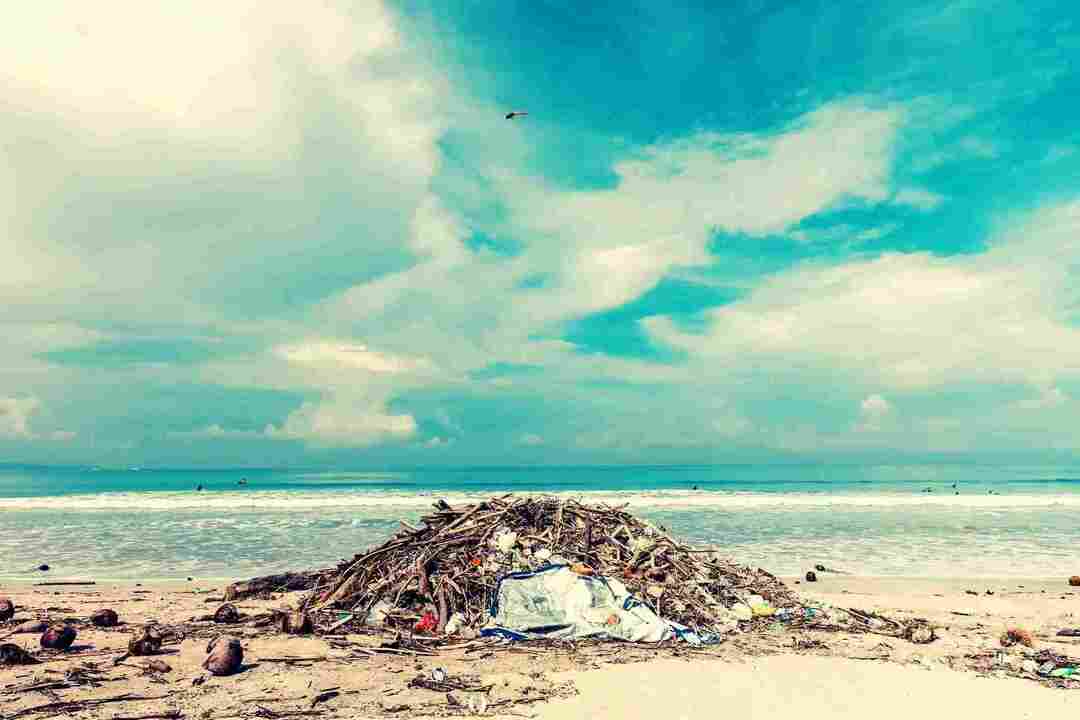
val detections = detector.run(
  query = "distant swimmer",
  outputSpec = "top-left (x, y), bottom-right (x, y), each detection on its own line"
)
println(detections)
top-left (692, 485), bottom-right (699, 491)
top-left (196, 484), bottom-right (204, 492)
top-left (505, 110), bottom-right (529, 120)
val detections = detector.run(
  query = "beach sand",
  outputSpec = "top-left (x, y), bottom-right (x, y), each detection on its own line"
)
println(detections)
top-left (1, 576), bottom-right (1077, 718)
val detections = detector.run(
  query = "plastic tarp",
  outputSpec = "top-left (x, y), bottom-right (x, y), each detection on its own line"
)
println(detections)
top-left (481, 565), bottom-right (720, 645)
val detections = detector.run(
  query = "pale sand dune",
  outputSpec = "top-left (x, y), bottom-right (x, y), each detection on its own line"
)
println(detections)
top-left (536, 655), bottom-right (1073, 720)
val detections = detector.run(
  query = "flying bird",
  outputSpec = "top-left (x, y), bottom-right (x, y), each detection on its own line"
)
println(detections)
top-left (505, 111), bottom-right (529, 120)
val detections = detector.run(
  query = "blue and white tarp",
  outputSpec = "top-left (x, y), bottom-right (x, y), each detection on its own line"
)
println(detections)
top-left (481, 565), bottom-right (720, 645)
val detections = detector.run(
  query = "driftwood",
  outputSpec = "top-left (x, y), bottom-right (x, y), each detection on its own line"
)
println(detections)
top-left (306, 495), bottom-right (799, 636)
top-left (224, 571), bottom-right (332, 601)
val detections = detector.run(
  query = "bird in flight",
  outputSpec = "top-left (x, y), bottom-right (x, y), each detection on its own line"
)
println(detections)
top-left (505, 111), bottom-right (529, 120)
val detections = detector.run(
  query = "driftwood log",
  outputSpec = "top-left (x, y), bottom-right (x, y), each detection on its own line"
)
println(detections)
top-left (224, 570), bottom-right (332, 601)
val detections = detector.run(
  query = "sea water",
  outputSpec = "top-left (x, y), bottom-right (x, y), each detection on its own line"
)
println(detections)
top-left (1, 464), bottom-right (1078, 581)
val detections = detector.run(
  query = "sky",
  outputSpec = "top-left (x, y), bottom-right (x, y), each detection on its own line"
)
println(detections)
top-left (3, 0), bottom-right (1080, 467)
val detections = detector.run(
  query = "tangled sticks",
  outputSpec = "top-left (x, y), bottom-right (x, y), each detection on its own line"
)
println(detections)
top-left (308, 495), bottom-right (799, 636)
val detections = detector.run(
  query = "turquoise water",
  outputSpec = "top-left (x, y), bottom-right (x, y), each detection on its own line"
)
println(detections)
top-left (2, 464), bottom-right (1079, 581)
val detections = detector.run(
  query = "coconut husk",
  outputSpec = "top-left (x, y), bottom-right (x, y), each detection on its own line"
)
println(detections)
top-left (128, 625), bottom-right (164, 656)
top-left (90, 608), bottom-right (119, 627)
top-left (40, 624), bottom-right (76, 650)
top-left (0, 598), bottom-right (14, 622)
top-left (203, 635), bottom-right (243, 676)
top-left (212, 603), bottom-right (242, 624)
top-left (274, 610), bottom-right (313, 635)
top-left (0, 643), bottom-right (40, 665)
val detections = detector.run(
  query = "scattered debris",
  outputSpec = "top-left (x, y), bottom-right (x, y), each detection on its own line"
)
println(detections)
top-left (805, 571), bottom-right (818, 583)
top-left (203, 635), bottom-right (244, 675)
top-left (303, 495), bottom-right (799, 638)
top-left (91, 608), bottom-right (120, 627)
top-left (1001, 627), bottom-right (1036, 648)
top-left (224, 570), bottom-right (333, 601)
top-left (129, 626), bottom-right (164, 656)
top-left (40, 624), bottom-right (77, 650)
top-left (904, 622), bottom-right (937, 645)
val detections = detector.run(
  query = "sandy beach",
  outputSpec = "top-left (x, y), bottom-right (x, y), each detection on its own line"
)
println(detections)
top-left (2, 575), bottom-right (1077, 719)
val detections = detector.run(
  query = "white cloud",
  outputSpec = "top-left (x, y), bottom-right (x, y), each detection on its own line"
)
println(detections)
top-left (857, 394), bottom-right (892, 431)
top-left (277, 341), bottom-right (423, 375)
top-left (893, 187), bottom-right (946, 211)
top-left (0, 396), bottom-right (40, 438)
top-left (267, 400), bottom-right (417, 447)
top-left (648, 200), bottom-right (1080, 391)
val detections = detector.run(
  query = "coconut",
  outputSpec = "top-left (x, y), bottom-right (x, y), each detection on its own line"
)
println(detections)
top-left (0, 598), bottom-right (14, 621)
top-left (203, 635), bottom-right (244, 676)
top-left (1069, 576), bottom-right (1080, 587)
top-left (90, 608), bottom-right (119, 627)
top-left (274, 610), bottom-right (313, 635)
top-left (40, 624), bottom-right (77, 650)
top-left (128, 625), bottom-right (164, 656)
top-left (213, 603), bottom-right (242, 624)
top-left (11, 620), bottom-right (47, 634)
top-left (0, 643), bottom-right (40, 665)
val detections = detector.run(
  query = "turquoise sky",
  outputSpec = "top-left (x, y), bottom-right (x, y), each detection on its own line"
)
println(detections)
top-left (4, 1), bottom-right (1080, 467)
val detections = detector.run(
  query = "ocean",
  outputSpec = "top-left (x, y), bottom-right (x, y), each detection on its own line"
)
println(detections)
top-left (2, 464), bottom-right (1079, 582)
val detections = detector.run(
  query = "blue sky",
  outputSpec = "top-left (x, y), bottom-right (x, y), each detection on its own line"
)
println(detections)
top-left (3, 0), bottom-right (1080, 467)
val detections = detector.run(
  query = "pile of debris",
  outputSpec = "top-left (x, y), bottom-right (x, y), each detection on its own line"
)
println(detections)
top-left (302, 495), bottom-right (801, 641)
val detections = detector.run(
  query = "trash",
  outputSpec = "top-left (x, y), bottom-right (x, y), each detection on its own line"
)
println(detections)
top-left (415, 611), bottom-right (438, 633)
top-left (0, 643), bottom-right (40, 665)
top-left (431, 667), bottom-right (447, 683)
top-left (1038, 660), bottom-right (1056, 676)
top-left (1056, 629), bottom-right (1080, 637)
top-left (302, 495), bottom-right (798, 638)
top-left (1000, 627), bottom-right (1035, 648)
top-left (746, 595), bottom-right (776, 617)
top-left (1021, 659), bottom-right (1039, 674)
top-left (128, 625), bottom-right (164, 656)
top-left (905, 622), bottom-right (937, 645)
top-left (40, 624), bottom-right (77, 650)
top-left (213, 603), bottom-right (242, 624)
top-left (90, 608), bottom-right (119, 627)
top-left (444, 612), bottom-right (466, 635)
top-left (1050, 667), bottom-right (1078, 678)
top-left (483, 565), bottom-right (722, 644)
top-left (0, 598), bottom-right (13, 622)
top-left (805, 571), bottom-right (818, 583)
top-left (204, 635), bottom-right (244, 676)
top-left (494, 531), bottom-right (519, 553)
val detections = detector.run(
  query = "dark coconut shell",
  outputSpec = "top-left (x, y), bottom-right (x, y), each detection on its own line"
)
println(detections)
top-left (0, 598), bottom-right (13, 622)
top-left (128, 625), bottom-right (164, 656)
top-left (1069, 576), bottom-right (1080, 587)
top-left (203, 635), bottom-right (243, 676)
top-left (0, 643), bottom-right (40, 665)
top-left (40, 624), bottom-right (77, 650)
top-left (213, 603), bottom-right (241, 624)
top-left (12, 620), bottom-right (48, 634)
top-left (274, 610), bottom-right (313, 635)
top-left (90, 608), bottom-right (119, 627)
